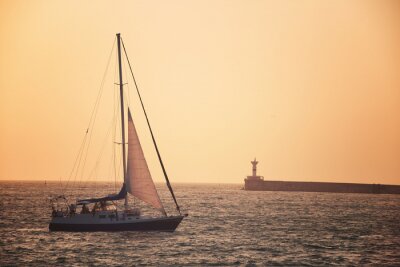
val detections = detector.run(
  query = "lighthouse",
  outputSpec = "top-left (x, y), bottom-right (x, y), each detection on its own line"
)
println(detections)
top-left (251, 158), bottom-right (258, 177)
top-left (244, 158), bottom-right (264, 190)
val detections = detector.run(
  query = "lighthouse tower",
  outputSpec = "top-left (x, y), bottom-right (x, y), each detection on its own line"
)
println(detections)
top-left (244, 158), bottom-right (264, 190)
top-left (251, 158), bottom-right (258, 177)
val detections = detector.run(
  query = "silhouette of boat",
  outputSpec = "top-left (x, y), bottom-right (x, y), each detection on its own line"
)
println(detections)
top-left (49, 33), bottom-right (187, 232)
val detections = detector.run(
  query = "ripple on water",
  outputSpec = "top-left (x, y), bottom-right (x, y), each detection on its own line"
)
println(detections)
top-left (1, 182), bottom-right (400, 265)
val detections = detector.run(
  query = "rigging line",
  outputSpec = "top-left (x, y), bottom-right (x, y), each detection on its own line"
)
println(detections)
top-left (113, 72), bottom-right (117, 191)
top-left (64, 37), bottom-right (117, 192)
top-left (70, 137), bottom-right (88, 189)
top-left (121, 38), bottom-right (181, 214)
top-left (106, 143), bottom-right (115, 192)
top-left (122, 52), bottom-right (132, 108)
top-left (76, 37), bottom-right (117, 187)
top-left (112, 79), bottom-right (122, 191)
top-left (114, 90), bottom-right (123, 189)
top-left (61, 132), bottom-right (88, 193)
top-left (109, 41), bottom-right (120, 195)
top-left (81, 116), bottom-right (115, 189)
top-left (112, 41), bottom-right (119, 192)
top-left (107, 130), bottom-right (123, 199)
top-left (86, 37), bottom-right (117, 133)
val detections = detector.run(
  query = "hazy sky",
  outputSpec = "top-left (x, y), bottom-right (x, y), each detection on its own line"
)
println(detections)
top-left (0, 0), bottom-right (399, 184)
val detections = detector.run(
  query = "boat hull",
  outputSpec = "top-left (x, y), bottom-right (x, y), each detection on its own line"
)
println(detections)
top-left (49, 215), bottom-right (184, 232)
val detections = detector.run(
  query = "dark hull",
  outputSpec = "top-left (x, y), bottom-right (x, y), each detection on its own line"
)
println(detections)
top-left (49, 216), bottom-right (184, 232)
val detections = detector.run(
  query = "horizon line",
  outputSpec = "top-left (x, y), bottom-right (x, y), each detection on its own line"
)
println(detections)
top-left (1, 178), bottom-right (399, 186)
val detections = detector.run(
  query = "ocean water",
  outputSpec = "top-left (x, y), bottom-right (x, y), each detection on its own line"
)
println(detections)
top-left (1, 181), bottom-right (400, 266)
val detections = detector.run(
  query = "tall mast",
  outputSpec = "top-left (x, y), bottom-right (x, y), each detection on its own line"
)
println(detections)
top-left (116, 33), bottom-right (128, 210)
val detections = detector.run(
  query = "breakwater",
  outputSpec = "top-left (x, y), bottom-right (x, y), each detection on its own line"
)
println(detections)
top-left (244, 179), bottom-right (400, 194)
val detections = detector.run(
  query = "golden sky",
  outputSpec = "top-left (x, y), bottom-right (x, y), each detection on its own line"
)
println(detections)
top-left (0, 0), bottom-right (399, 184)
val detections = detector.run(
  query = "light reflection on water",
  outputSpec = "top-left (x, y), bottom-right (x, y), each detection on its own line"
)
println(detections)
top-left (1, 181), bottom-right (400, 266)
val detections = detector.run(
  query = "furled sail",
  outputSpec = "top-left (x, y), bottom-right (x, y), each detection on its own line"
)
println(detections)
top-left (77, 184), bottom-right (127, 205)
top-left (126, 109), bottom-right (166, 215)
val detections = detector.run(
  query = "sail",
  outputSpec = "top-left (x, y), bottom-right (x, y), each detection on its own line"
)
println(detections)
top-left (126, 109), bottom-right (166, 215)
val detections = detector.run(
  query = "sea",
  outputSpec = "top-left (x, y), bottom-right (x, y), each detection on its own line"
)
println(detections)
top-left (1, 181), bottom-right (400, 266)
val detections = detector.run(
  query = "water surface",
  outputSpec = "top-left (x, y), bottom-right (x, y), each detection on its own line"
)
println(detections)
top-left (1, 181), bottom-right (399, 265)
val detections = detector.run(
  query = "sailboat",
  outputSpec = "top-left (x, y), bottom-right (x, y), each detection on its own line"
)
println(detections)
top-left (49, 33), bottom-right (187, 232)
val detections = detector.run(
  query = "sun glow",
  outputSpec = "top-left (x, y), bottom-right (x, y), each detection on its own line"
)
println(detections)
top-left (0, 0), bottom-right (399, 185)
